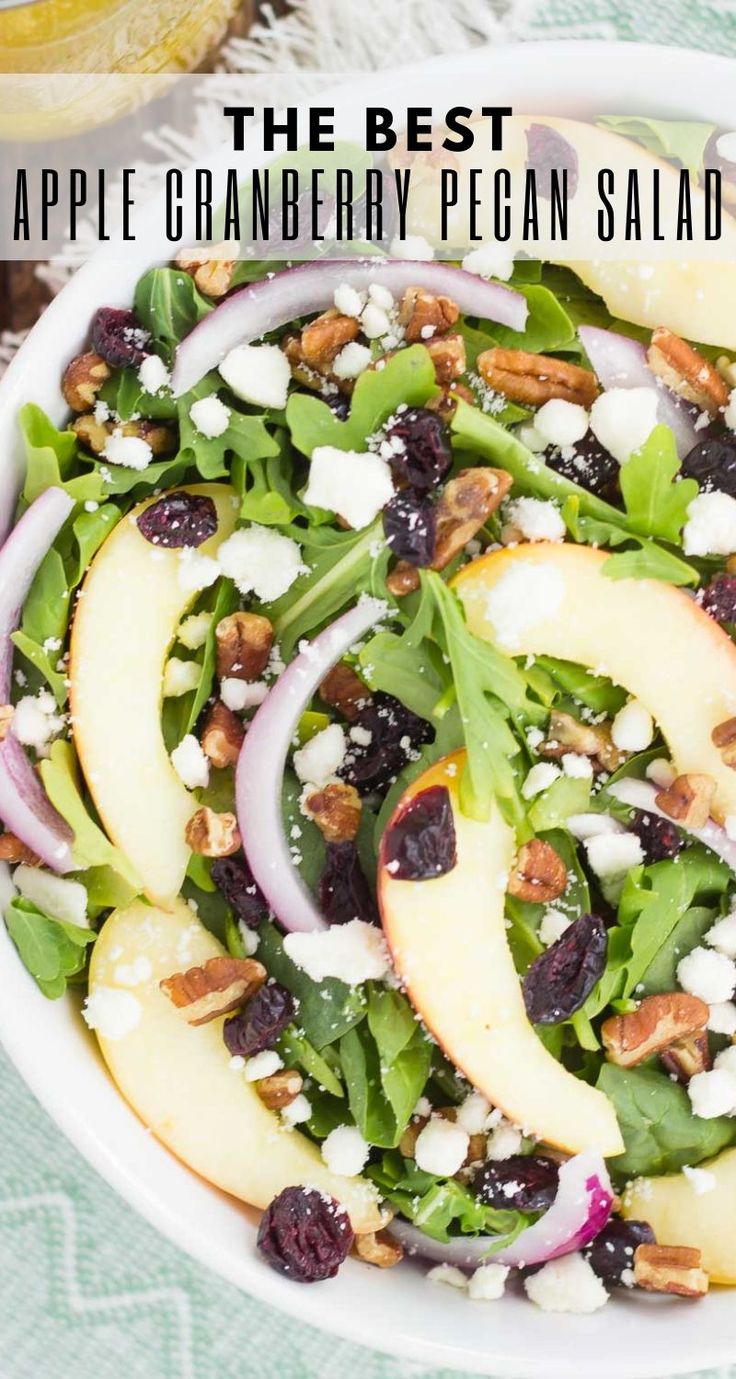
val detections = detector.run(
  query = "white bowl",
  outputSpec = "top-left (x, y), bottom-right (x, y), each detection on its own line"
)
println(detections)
top-left (1, 40), bottom-right (736, 1379)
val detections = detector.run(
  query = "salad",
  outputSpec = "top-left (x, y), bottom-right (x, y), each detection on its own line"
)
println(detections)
top-left (4, 226), bottom-right (736, 1315)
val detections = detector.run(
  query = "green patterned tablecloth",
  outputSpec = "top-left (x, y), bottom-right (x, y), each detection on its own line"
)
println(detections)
top-left (4, 5), bottom-right (736, 1377)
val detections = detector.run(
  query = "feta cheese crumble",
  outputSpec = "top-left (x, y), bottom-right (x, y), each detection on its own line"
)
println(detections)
top-left (705, 911), bottom-right (736, 959)
top-left (83, 987), bottom-right (141, 1040)
top-left (293, 723), bottom-right (346, 787)
top-left (389, 235), bottom-right (434, 261)
top-left (333, 283), bottom-right (364, 317)
top-left (283, 919), bottom-right (391, 985)
top-left (534, 399), bottom-right (589, 448)
top-left (688, 1067), bottom-right (736, 1119)
top-left (281, 1093), bottom-right (312, 1127)
top-left (462, 242), bottom-right (514, 281)
top-left (539, 908), bottom-right (572, 946)
top-left (414, 1117), bottom-right (469, 1176)
top-left (220, 678), bottom-right (269, 712)
top-left (163, 658), bottom-right (200, 697)
top-left (321, 1125), bottom-right (370, 1176)
top-left (589, 387), bottom-right (659, 465)
top-left (332, 341), bottom-right (372, 380)
top-left (524, 1253), bottom-right (608, 1313)
top-left (12, 692), bottom-right (63, 752)
top-left (102, 432), bottom-right (154, 471)
top-left (177, 550), bottom-right (220, 593)
top-left (217, 525), bottom-right (304, 602)
top-left (584, 831), bottom-right (644, 880)
top-left (455, 1091), bottom-right (492, 1135)
top-left (138, 353), bottom-right (171, 394)
top-left (177, 611), bottom-right (212, 650)
top-left (467, 1263), bottom-right (510, 1301)
top-left (484, 562), bottom-right (566, 650)
top-left (303, 445), bottom-right (395, 529)
top-left (522, 761), bottom-right (561, 800)
top-left (189, 395), bottom-right (230, 438)
top-left (708, 1002), bottom-right (736, 1035)
top-left (14, 865), bottom-right (87, 928)
top-left (170, 734), bottom-right (210, 790)
top-left (610, 699), bottom-right (654, 752)
top-left (485, 1119), bottom-right (523, 1160)
top-left (218, 343), bottom-right (291, 409)
top-left (244, 1050), bottom-right (283, 1081)
top-left (427, 1264), bottom-right (468, 1290)
top-left (681, 1165), bottom-right (717, 1195)
top-left (677, 947), bottom-right (736, 1004)
top-left (683, 491), bottom-right (736, 557)
top-left (505, 496), bottom-right (566, 543)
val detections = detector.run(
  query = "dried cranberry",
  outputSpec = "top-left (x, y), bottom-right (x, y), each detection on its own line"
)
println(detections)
top-left (526, 123), bottom-right (579, 199)
top-left (91, 307), bottom-right (150, 368)
top-left (257, 1186), bottom-right (354, 1282)
top-left (681, 436), bottom-right (736, 496)
top-left (223, 981), bottom-right (295, 1057)
top-left (385, 408), bottom-right (452, 493)
top-left (319, 841), bottom-right (379, 926)
top-left (701, 572), bottom-right (736, 624)
top-left (585, 1217), bottom-right (655, 1286)
top-left (383, 491), bottom-right (437, 567)
top-left (523, 912), bottom-right (608, 1025)
top-left (326, 395), bottom-right (350, 421)
top-left (474, 1154), bottom-right (560, 1214)
top-left (340, 691), bottom-right (434, 795)
top-left (383, 785), bottom-right (457, 881)
top-left (627, 808), bottom-right (683, 864)
top-left (138, 492), bottom-right (218, 549)
top-left (547, 430), bottom-right (619, 499)
top-left (211, 856), bottom-right (269, 928)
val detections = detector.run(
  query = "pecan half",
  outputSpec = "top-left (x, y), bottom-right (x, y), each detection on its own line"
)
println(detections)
top-left (175, 243), bottom-right (236, 299)
top-left (185, 807), bottom-right (241, 858)
top-left (255, 1068), bottom-right (303, 1110)
top-left (62, 352), bottom-right (111, 413)
top-left (201, 701), bottom-right (245, 769)
top-left (160, 955), bottom-right (266, 1025)
top-left (72, 415), bottom-right (176, 458)
top-left (301, 310), bottom-right (359, 371)
top-left (541, 709), bottom-right (623, 774)
top-left (398, 286), bottom-right (459, 343)
top-left (507, 839), bottom-right (568, 903)
top-left (426, 332), bottom-right (466, 383)
top-left (660, 1030), bottom-right (711, 1083)
top-left (319, 664), bottom-right (370, 721)
top-left (601, 993), bottom-right (708, 1068)
top-left (633, 1244), bottom-right (708, 1298)
top-left (387, 467), bottom-right (512, 596)
top-left (0, 704), bottom-right (13, 741)
top-left (353, 1229), bottom-right (404, 1268)
top-left (215, 611), bottom-right (273, 682)
top-left (0, 832), bottom-right (40, 865)
top-left (711, 717), bottom-right (736, 768)
top-left (303, 782), bottom-right (362, 843)
top-left (477, 348), bottom-right (599, 408)
top-left (648, 327), bottom-right (730, 415)
top-left (655, 773), bottom-right (715, 829)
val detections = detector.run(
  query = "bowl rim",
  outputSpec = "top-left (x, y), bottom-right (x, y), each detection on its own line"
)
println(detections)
top-left (2, 38), bottom-right (736, 1378)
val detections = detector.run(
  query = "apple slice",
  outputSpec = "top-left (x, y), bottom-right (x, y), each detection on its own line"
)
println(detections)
top-left (89, 897), bottom-right (383, 1232)
top-left (69, 484), bottom-right (238, 907)
top-left (377, 754), bottom-right (624, 1157)
top-left (455, 542), bottom-right (736, 824)
top-left (623, 1148), bottom-right (736, 1283)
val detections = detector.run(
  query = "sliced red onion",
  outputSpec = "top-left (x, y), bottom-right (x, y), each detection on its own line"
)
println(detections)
top-left (578, 325), bottom-right (700, 460)
top-left (608, 775), bottom-right (736, 872)
top-left (0, 488), bottom-right (75, 871)
top-left (171, 260), bottom-right (528, 396)
top-left (388, 1151), bottom-right (613, 1270)
top-left (235, 596), bottom-right (387, 933)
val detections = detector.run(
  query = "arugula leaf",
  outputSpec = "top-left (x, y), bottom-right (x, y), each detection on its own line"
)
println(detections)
top-left (184, 579), bottom-right (239, 735)
top-left (255, 921), bottom-right (365, 1048)
top-left (598, 1063), bottom-right (736, 1179)
top-left (527, 773), bottom-right (590, 832)
top-left (286, 346), bottom-right (438, 457)
top-left (20, 404), bottom-right (104, 507)
top-left (101, 366), bottom-right (178, 422)
top-left (278, 1026), bottom-right (344, 1098)
top-left (368, 1152), bottom-right (527, 1243)
top-left (134, 267), bottom-right (211, 358)
top-left (177, 377), bottom-right (279, 481)
top-left (532, 656), bottom-right (627, 716)
top-left (96, 454), bottom-right (190, 498)
top-left (39, 741), bottom-right (141, 889)
top-left (5, 896), bottom-right (95, 1000)
top-left (619, 426), bottom-right (698, 544)
top-left (271, 520), bottom-right (383, 660)
top-left (602, 541), bottom-right (699, 587)
top-left (484, 284), bottom-right (575, 355)
top-left (597, 116), bottom-right (716, 176)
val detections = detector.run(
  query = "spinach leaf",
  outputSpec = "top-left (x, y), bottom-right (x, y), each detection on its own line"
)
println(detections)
top-left (256, 921), bottom-right (365, 1048)
top-left (485, 283), bottom-right (575, 355)
top-left (278, 1026), bottom-right (344, 1098)
top-left (340, 1018), bottom-right (432, 1149)
top-left (638, 905), bottom-right (716, 996)
top-left (598, 1063), bottom-right (736, 1178)
top-left (286, 346), bottom-right (437, 457)
top-left (368, 1152), bottom-right (527, 1243)
top-left (5, 896), bottom-right (95, 1000)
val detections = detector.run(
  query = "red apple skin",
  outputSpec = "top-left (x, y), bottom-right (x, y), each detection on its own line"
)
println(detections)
top-left (377, 752), bottom-right (624, 1158)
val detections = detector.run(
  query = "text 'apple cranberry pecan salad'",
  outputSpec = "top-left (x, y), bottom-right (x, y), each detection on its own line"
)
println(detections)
top-left (6, 133), bottom-right (736, 1316)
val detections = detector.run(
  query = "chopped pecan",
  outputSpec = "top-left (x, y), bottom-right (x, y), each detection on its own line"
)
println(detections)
top-left (72, 415), bottom-right (176, 458)
top-left (160, 954), bottom-right (266, 1025)
top-left (201, 700), bottom-right (245, 769)
top-left (655, 773), bottom-right (715, 829)
top-left (301, 310), bottom-right (359, 371)
top-left (319, 663), bottom-right (370, 721)
top-left (185, 807), bottom-right (241, 858)
top-left (633, 1244), bottom-right (708, 1298)
top-left (0, 704), bottom-right (13, 741)
top-left (507, 839), bottom-right (567, 903)
top-left (602, 993), bottom-right (708, 1068)
top-left (353, 1230), bottom-right (404, 1268)
top-left (660, 1030), bottom-right (711, 1083)
top-left (426, 381), bottom-right (475, 420)
top-left (255, 1068), bottom-right (303, 1110)
top-left (62, 352), bottom-right (111, 413)
top-left (477, 347), bottom-right (599, 408)
top-left (282, 334), bottom-right (327, 392)
top-left (388, 467), bottom-right (512, 596)
top-left (541, 709), bottom-right (623, 775)
top-left (303, 782), bottom-right (362, 843)
top-left (215, 611), bottom-right (273, 682)
top-left (398, 287), bottom-right (459, 344)
top-left (648, 327), bottom-right (730, 415)
top-left (426, 332), bottom-right (466, 384)
top-left (0, 832), bottom-right (40, 865)
top-left (175, 243), bottom-right (236, 299)
top-left (712, 717), bottom-right (736, 768)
